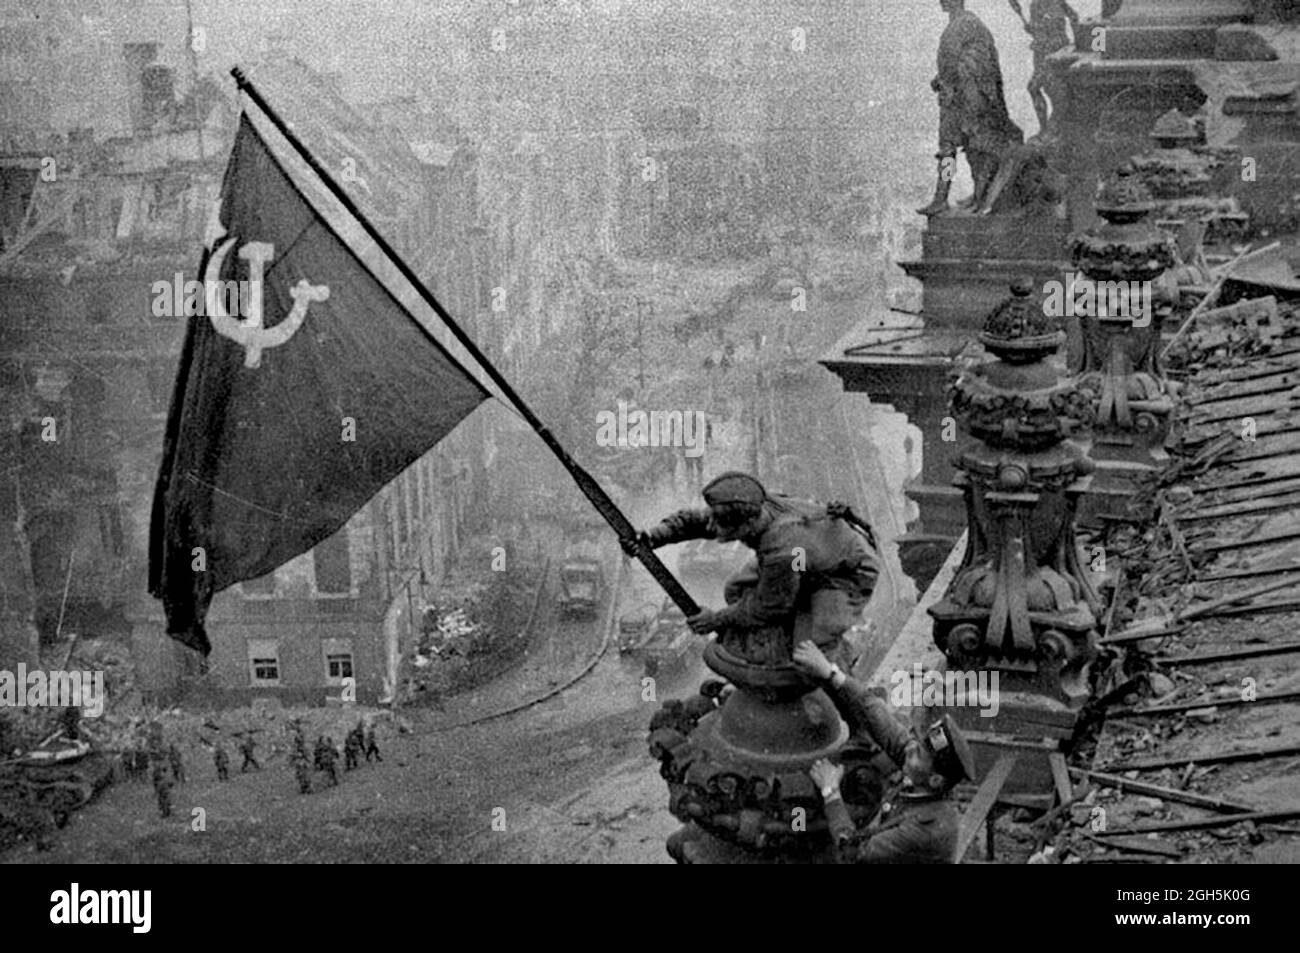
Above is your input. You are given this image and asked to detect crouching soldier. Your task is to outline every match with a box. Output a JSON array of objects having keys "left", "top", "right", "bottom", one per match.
[
  {"left": 793, "top": 640, "right": 974, "bottom": 864},
  {"left": 628, "top": 472, "right": 879, "bottom": 668}
]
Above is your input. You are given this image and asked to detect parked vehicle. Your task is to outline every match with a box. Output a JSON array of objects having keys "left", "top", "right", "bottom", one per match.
[
  {"left": 557, "top": 542, "right": 604, "bottom": 617},
  {"left": 617, "top": 601, "right": 658, "bottom": 654},
  {"left": 640, "top": 598, "right": 695, "bottom": 678},
  {"left": 0, "top": 732, "right": 114, "bottom": 841}
]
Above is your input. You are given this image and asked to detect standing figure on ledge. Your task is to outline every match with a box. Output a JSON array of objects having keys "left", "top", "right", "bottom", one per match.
[
  {"left": 627, "top": 471, "right": 879, "bottom": 667},
  {"left": 1010, "top": 0, "right": 1080, "bottom": 137},
  {"left": 793, "top": 641, "right": 974, "bottom": 864},
  {"left": 918, "top": 0, "right": 1024, "bottom": 217}
]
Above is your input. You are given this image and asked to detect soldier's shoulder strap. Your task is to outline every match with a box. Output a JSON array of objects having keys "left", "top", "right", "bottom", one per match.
[{"left": 826, "top": 501, "right": 878, "bottom": 550}]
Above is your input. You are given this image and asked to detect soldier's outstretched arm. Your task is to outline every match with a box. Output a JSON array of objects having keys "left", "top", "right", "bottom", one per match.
[
  {"left": 643, "top": 508, "right": 714, "bottom": 547},
  {"left": 823, "top": 675, "right": 914, "bottom": 768}
]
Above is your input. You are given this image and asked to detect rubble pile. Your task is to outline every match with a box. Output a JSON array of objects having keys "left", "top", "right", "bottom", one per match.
[{"left": 400, "top": 542, "right": 542, "bottom": 707}]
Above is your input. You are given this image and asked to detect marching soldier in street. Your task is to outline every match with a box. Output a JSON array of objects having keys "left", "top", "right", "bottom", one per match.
[
  {"left": 288, "top": 718, "right": 307, "bottom": 759},
  {"left": 213, "top": 743, "right": 230, "bottom": 781},
  {"left": 364, "top": 723, "right": 382, "bottom": 763},
  {"left": 793, "top": 641, "right": 975, "bottom": 864},
  {"left": 146, "top": 720, "right": 165, "bottom": 762},
  {"left": 627, "top": 471, "right": 879, "bottom": 669},
  {"left": 238, "top": 732, "right": 260, "bottom": 772},
  {"left": 167, "top": 743, "right": 186, "bottom": 785},
  {"left": 319, "top": 736, "right": 340, "bottom": 787},
  {"left": 151, "top": 759, "right": 174, "bottom": 819},
  {"left": 344, "top": 723, "right": 363, "bottom": 771},
  {"left": 293, "top": 748, "right": 313, "bottom": 794}
]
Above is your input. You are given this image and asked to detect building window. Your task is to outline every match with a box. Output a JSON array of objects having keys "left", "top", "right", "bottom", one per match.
[
  {"left": 247, "top": 639, "right": 280, "bottom": 686},
  {"left": 322, "top": 638, "right": 354, "bottom": 686},
  {"left": 312, "top": 530, "right": 352, "bottom": 595}
]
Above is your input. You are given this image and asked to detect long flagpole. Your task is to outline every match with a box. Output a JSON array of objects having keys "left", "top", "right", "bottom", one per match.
[{"left": 229, "top": 67, "right": 700, "bottom": 617}]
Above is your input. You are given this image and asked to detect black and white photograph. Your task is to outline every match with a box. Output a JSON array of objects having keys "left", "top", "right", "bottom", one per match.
[{"left": 0, "top": 0, "right": 1294, "bottom": 912}]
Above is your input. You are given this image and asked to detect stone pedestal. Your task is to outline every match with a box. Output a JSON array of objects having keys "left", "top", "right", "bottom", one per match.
[
  {"left": 930, "top": 280, "right": 1100, "bottom": 712},
  {"left": 649, "top": 641, "right": 884, "bottom": 861},
  {"left": 901, "top": 215, "right": 1073, "bottom": 330},
  {"left": 1070, "top": 167, "right": 1180, "bottom": 522}
]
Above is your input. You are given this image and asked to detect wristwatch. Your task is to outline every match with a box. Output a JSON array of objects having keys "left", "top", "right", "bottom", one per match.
[
  {"left": 824, "top": 664, "right": 847, "bottom": 689},
  {"left": 821, "top": 784, "right": 842, "bottom": 803}
]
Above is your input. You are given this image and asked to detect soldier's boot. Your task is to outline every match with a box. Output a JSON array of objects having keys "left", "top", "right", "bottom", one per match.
[{"left": 916, "top": 158, "right": 953, "bottom": 217}]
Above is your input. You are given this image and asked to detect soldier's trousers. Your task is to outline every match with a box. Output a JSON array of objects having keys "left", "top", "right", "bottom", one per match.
[{"left": 723, "top": 562, "right": 869, "bottom": 669}]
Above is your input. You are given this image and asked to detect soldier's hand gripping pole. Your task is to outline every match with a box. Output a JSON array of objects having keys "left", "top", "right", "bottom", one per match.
[{"left": 566, "top": 468, "right": 700, "bottom": 617}]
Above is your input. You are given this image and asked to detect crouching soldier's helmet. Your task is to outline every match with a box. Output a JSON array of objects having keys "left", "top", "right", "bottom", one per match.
[
  {"left": 702, "top": 471, "right": 767, "bottom": 530},
  {"left": 924, "top": 714, "right": 977, "bottom": 788}
]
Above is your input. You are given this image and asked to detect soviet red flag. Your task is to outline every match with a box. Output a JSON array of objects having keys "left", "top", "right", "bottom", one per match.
[{"left": 148, "top": 114, "right": 489, "bottom": 654}]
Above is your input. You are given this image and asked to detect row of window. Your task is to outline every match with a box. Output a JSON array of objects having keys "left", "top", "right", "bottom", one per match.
[{"left": 246, "top": 637, "right": 353, "bottom": 688}]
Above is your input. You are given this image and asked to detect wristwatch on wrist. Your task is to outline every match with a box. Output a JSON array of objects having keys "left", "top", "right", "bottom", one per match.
[
  {"left": 824, "top": 664, "right": 847, "bottom": 689},
  {"left": 821, "top": 784, "right": 842, "bottom": 803}
]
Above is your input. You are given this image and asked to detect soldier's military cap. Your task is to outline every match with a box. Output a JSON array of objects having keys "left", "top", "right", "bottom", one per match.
[
  {"left": 702, "top": 471, "right": 767, "bottom": 507},
  {"left": 925, "top": 714, "right": 976, "bottom": 784}
]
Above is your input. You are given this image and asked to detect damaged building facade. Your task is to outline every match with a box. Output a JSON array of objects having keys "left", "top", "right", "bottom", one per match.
[{"left": 0, "top": 4, "right": 496, "bottom": 706}]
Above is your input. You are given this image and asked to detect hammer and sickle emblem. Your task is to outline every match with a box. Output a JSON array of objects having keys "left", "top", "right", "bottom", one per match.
[{"left": 204, "top": 236, "right": 330, "bottom": 369}]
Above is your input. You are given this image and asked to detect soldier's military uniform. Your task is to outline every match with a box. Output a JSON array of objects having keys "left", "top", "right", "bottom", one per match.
[
  {"left": 344, "top": 727, "right": 362, "bottom": 771},
  {"left": 238, "top": 734, "right": 260, "bottom": 772},
  {"left": 319, "top": 737, "right": 340, "bottom": 786},
  {"left": 293, "top": 750, "right": 312, "bottom": 794},
  {"left": 167, "top": 744, "right": 186, "bottom": 784},
  {"left": 819, "top": 676, "right": 973, "bottom": 864},
  {"left": 213, "top": 744, "right": 230, "bottom": 781},
  {"left": 288, "top": 720, "right": 307, "bottom": 761},
  {"left": 642, "top": 472, "right": 879, "bottom": 667},
  {"left": 364, "top": 725, "right": 382, "bottom": 763},
  {"left": 151, "top": 761, "right": 173, "bottom": 819}
]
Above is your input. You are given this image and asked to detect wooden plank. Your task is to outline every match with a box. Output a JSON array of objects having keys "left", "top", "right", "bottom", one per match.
[
  {"left": 1049, "top": 753, "right": 1072, "bottom": 807},
  {"left": 1094, "top": 807, "right": 1300, "bottom": 836},
  {"left": 965, "top": 731, "right": 1062, "bottom": 751},
  {"left": 1106, "top": 742, "right": 1300, "bottom": 773},
  {"left": 1070, "top": 768, "right": 1256, "bottom": 813},
  {"left": 1084, "top": 833, "right": 1183, "bottom": 858},
  {"left": 1109, "top": 689, "right": 1300, "bottom": 718},
  {"left": 1159, "top": 641, "right": 1300, "bottom": 666},
  {"left": 955, "top": 750, "right": 1018, "bottom": 862}
]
